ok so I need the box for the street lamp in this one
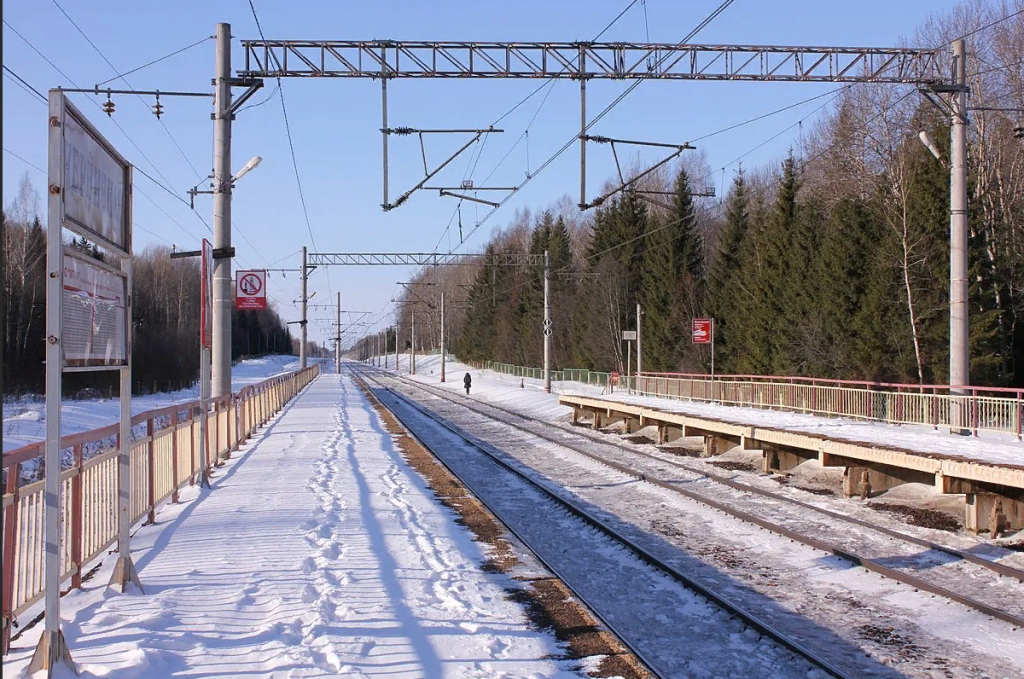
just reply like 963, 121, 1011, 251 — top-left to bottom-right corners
917, 131, 945, 166
233, 155, 262, 182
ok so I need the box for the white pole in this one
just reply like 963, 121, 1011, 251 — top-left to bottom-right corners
440, 291, 446, 383
336, 292, 341, 374
32, 89, 76, 673
198, 348, 211, 489
949, 39, 969, 432
211, 22, 233, 399
543, 250, 551, 393
109, 254, 142, 593
412, 312, 417, 375
300, 246, 307, 369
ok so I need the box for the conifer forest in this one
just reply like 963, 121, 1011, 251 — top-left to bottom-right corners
365, 2, 1024, 388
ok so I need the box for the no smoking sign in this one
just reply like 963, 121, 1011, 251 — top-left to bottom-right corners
235, 270, 267, 310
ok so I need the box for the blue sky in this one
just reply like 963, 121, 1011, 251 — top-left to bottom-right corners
3, 0, 962, 346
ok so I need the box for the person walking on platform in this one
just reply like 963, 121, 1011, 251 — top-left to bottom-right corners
463, 372, 472, 396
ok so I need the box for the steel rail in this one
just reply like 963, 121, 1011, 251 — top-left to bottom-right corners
352, 365, 856, 679
411, 375, 1024, 581
376, 368, 1024, 628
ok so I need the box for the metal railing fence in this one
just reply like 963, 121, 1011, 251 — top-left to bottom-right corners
634, 373, 1023, 440
1, 364, 319, 655
464, 360, 1022, 440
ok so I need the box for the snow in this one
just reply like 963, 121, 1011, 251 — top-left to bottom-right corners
562, 389, 1024, 469
392, 354, 1024, 469
2, 355, 304, 453
5, 356, 1022, 677
4, 372, 585, 679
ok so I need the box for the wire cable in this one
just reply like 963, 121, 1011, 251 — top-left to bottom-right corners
51, 0, 206, 181
2, 64, 46, 102
95, 35, 212, 86
454, 0, 737, 251
247, 0, 333, 301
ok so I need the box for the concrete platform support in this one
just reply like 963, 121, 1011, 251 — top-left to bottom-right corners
966, 493, 1024, 535
762, 445, 815, 473
625, 416, 641, 434
841, 465, 930, 499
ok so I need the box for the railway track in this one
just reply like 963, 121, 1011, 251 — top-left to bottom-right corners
361, 366, 1024, 629
353, 366, 858, 679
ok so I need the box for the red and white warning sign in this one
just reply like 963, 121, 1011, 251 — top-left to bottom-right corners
692, 318, 713, 344
235, 269, 267, 310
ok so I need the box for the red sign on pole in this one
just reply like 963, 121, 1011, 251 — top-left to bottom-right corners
235, 270, 267, 310
200, 239, 213, 347
692, 318, 713, 344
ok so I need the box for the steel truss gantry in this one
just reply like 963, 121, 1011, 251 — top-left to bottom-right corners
308, 252, 545, 267
242, 36, 969, 408
239, 41, 945, 84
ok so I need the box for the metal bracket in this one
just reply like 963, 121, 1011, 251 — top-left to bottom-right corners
212, 247, 235, 259
580, 135, 696, 210
228, 79, 265, 116
382, 127, 504, 211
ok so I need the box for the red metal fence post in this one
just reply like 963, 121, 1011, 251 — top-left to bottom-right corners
2, 460, 23, 656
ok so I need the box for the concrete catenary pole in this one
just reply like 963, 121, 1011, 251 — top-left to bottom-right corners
212, 22, 233, 398
543, 250, 551, 393
949, 39, 969, 407
300, 246, 308, 369
412, 312, 416, 375
637, 303, 642, 383
336, 292, 341, 374
394, 325, 399, 371
440, 291, 446, 383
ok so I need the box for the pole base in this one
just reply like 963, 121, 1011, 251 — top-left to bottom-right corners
28, 629, 78, 676
108, 555, 144, 594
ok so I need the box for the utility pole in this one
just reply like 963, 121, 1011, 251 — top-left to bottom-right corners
394, 325, 399, 371
336, 291, 341, 374
543, 250, 551, 393
637, 303, 642, 379
950, 38, 969, 410
300, 246, 308, 369
212, 22, 233, 399
440, 291, 446, 383
412, 312, 416, 375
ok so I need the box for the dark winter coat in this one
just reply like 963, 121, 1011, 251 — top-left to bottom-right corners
463, 373, 472, 387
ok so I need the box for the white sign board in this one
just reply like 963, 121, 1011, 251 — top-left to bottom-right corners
235, 269, 267, 310
61, 251, 128, 367
622, 330, 637, 341
61, 99, 130, 255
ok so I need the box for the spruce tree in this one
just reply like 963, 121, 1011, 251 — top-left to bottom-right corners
707, 168, 751, 372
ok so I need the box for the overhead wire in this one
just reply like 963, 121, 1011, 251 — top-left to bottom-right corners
246, 0, 334, 302
4, 17, 219, 238
95, 35, 212, 86
453, 0, 737, 251
4, 145, 179, 247
2, 64, 47, 101
50, 0, 206, 180
431, 0, 646, 250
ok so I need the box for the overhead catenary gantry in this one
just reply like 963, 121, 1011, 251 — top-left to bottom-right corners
240, 40, 950, 208
239, 36, 971, 405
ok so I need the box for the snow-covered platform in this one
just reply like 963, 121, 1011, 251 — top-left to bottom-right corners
5, 374, 583, 678
559, 392, 1024, 533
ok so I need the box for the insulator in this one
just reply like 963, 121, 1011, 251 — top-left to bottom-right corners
152, 99, 164, 119
102, 98, 115, 117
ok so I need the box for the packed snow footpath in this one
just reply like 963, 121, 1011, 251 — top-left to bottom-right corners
2, 355, 305, 453
5, 372, 584, 679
